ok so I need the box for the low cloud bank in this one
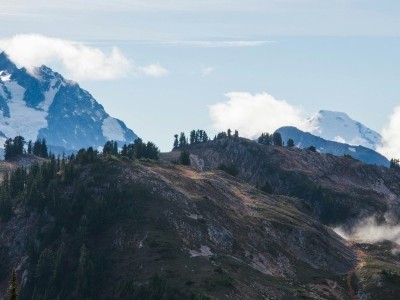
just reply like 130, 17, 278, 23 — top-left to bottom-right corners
334, 216, 400, 245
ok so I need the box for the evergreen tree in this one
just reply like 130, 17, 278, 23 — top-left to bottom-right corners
234, 130, 239, 138
287, 139, 295, 147
133, 138, 146, 159
102, 141, 114, 155
31, 139, 48, 158
7, 268, 18, 300
227, 128, 232, 138
3, 136, 25, 160
145, 142, 160, 160
179, 151, 190, 166
173, 134, 179, 149
190, 130, 196, 145
307, 146, 317, 152
216, 131, 227, 139
41, 139, 48, 158
272, 132, 283, 146
202, 131, 209, 143
179, 132, 187, 147
33, 140, 41, 156
13, 136, 25, 156
0, 176, 13, 222
112, 141, 118, 156
197, 130, 203, 143
4, 138, 13, 160
27, 140, 32, 154
121, 144, 128, 157
258, 133, 271, 145
390, 158, 400, 169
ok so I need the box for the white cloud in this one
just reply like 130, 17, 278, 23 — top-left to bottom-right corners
377, 106, 400, 159
142, 40, 271, 48
334, 215, 400, 245
0, 34, 130, 80
0, 34, 169, 81
139, 63, 169, 77
209, 92, 310, 139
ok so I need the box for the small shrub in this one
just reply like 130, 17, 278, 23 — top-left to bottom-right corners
306, 146, 317, 152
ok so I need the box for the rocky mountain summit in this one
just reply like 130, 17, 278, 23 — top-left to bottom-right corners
0, 52, 137, 154
307, 110, 382, 150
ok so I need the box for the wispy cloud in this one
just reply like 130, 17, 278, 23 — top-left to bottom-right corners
0, 34, 169, 81
209, 92, 310, 139
0, 0, 311, 13
377, 106, 400, 159
201, 66, 215, 77
139, 63, 169, 77
140, 40, 272, 48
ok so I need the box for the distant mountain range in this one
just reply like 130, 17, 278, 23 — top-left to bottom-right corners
276, 126, 389, 167
0, 52, 137, 154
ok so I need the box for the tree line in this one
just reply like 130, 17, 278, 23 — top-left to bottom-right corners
173, 129, 239, 149
258, 132, 293, 147
4, 136, 48, 160
103, 138, 159, 160
2, 136, 160, 162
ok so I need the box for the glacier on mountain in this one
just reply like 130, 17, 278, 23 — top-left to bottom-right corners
0, 52, 138, 153
307, 110, 381, 150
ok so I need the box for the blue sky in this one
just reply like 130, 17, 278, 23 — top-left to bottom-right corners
1, 0, 400, 153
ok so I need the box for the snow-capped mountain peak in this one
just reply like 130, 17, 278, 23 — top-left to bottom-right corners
306, 110, 381, 150
0, 52, 138, 153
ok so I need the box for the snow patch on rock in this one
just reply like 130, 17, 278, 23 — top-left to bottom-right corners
102, 117, 125, 141
38, 79, 61, 111
0, 81, 47, 141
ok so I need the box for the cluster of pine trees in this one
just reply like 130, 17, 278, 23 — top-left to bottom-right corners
173, 129, 209, 149
4, 136, 25, 160
390, 158, 400, 169
173, 129, 240, 149
4, 136, 49, 161
258, 132, 284, 146
29, 139, 49, 158
103, 138, 160, 160
120, 138, 159, 160
215, 128, 239, 140
258, 132, 297, 148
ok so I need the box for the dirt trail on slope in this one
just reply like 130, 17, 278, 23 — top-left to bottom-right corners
346, 242, 366, 300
